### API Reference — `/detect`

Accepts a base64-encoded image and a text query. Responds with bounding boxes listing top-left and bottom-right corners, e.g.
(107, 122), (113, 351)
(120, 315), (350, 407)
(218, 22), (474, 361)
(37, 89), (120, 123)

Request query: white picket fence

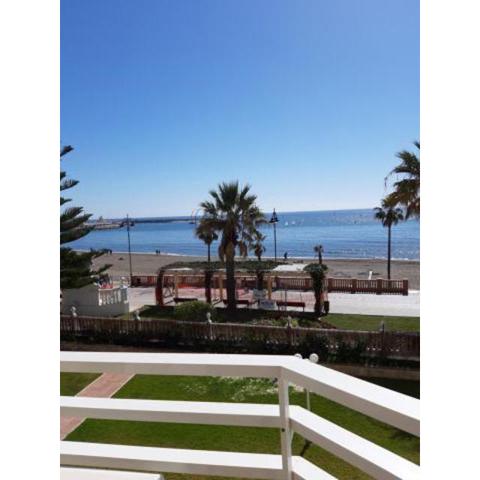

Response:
(60, 352), (420, 479)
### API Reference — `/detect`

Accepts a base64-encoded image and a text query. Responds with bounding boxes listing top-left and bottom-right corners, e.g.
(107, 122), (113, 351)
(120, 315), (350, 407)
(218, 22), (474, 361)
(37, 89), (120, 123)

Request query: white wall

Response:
(61, 284), (129, 317)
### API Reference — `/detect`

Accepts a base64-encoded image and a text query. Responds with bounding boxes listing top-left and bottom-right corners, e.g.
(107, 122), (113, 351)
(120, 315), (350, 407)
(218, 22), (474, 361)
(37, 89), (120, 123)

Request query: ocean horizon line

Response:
(96, 207), (407, 222)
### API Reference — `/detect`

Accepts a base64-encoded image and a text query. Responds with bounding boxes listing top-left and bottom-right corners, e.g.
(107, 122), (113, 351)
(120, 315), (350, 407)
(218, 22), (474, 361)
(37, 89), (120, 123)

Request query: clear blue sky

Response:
(61, 0), (419, 218)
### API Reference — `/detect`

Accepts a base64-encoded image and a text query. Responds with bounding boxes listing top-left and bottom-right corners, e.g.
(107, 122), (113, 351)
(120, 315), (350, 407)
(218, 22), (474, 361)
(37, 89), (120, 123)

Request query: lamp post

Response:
(269, 209), (279, 261)
(126, 214), (133, 285)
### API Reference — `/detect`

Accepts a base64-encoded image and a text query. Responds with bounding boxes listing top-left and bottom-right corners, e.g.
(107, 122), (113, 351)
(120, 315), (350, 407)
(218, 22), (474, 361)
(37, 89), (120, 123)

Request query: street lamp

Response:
(269, 209), (279, 261)
(126, 214), (133, 285)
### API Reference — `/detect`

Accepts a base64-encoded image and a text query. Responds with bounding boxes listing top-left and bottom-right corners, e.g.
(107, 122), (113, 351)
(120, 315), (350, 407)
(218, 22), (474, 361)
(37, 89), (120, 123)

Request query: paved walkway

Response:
(60, 372), (133, 440)
(128, 287), (420, 317)
(328, 291), (420, 317)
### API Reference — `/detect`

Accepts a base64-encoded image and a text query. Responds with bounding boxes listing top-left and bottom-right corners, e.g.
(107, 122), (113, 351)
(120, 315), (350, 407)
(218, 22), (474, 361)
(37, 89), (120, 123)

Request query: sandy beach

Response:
(92, 252), (420, 290)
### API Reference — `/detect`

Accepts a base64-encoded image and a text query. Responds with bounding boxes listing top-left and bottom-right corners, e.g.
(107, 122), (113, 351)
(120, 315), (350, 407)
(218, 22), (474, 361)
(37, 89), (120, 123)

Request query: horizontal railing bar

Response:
(60, 396), (418, 479)
(60, 396), (280, 428)
(60, 352), (419, 436)
(61, 467), (163, 480)
(60, 352), (282, 379)
(292, 457), (337, 480)
(61, 441), (334, 480)
(289, 406), (419, 480)
(283, 359), (420, 436)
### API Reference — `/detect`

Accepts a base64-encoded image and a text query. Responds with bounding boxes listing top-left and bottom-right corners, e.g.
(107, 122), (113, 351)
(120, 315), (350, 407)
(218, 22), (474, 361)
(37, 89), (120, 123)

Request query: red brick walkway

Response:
(60, 372), (133, 439)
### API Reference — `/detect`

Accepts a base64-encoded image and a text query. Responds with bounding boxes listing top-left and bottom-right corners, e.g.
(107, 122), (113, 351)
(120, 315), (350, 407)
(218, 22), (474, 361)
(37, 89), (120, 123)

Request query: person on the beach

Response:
(284, 252), (288, 260)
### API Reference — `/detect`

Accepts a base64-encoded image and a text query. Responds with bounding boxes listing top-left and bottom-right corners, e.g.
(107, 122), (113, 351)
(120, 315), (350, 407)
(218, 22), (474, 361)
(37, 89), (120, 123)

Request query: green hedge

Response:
(174, 301), (215, 322)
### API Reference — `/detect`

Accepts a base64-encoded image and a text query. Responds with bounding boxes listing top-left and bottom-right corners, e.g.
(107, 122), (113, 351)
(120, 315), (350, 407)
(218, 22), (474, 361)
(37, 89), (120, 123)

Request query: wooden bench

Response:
(276, 300), (306, 311)
(173, 297), (199, 303)
(223, 299), (253, 308)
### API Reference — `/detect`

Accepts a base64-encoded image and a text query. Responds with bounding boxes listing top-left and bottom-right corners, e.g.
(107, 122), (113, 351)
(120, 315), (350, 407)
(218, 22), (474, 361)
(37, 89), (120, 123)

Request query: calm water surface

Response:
(70, 209), (419, 260)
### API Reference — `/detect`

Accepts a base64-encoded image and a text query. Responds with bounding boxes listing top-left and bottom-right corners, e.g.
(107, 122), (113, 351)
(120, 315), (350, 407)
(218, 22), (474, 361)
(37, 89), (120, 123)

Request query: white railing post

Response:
(120, 285), (128, 302)
(278, 373), (293, 479)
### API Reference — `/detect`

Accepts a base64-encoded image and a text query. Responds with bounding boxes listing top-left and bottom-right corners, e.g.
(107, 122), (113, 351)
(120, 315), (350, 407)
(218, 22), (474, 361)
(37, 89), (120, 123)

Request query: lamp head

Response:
(269, 209), (279, 224)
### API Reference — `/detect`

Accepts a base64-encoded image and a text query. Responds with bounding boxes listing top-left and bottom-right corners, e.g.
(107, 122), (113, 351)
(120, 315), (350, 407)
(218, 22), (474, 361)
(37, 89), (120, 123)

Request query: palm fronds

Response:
(384, 142), (420, 219)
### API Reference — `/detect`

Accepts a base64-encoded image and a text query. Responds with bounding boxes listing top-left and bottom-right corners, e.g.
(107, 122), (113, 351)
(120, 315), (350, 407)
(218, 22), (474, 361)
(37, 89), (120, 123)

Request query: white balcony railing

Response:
(60, 352), (420, 480)
(98, 286), (128, 306)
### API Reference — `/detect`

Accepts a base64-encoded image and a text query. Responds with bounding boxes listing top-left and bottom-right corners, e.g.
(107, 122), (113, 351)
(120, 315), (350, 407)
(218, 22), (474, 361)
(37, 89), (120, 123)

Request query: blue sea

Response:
(70, 209), (419, 261)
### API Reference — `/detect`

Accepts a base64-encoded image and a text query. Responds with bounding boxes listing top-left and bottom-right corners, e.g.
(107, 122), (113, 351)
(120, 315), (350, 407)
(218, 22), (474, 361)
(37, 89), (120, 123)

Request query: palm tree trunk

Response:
(314, 288), (321, 315)
(204, 243), (212, 303)
(387, 225), (392, 280)
(225, 252), (236, 313)
(155, 270), (164, 306)
(205, 269), (212, 304)
(256, 270), (264, 290)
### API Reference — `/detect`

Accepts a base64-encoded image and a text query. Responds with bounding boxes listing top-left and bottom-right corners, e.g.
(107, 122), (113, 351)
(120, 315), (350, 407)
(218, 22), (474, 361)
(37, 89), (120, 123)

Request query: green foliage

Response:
(305, 263), (328, 315)
(198, 181), (266, 311)
(295, 334), (330, 360)
(384, 141), (420, 219)
(305, 263), (328, 289)
(162, 259), (283, 272)
(174, 301), (215, 322)
(195, 221), (218, 262)
(195, 223), (218, 246)
(334, 340), (367, 363)
(137, 306), (420, 332)
(199, 181), (266, 260)
(374, 201), (404, 228)
(373, 200), (404, 279)
(252, 231), (266, 261)
(60, 146), (110, 289)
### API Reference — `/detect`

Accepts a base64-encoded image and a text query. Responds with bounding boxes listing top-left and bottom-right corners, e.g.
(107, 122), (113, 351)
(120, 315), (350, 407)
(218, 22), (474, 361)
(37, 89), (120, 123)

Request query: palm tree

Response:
(198, 181), (265, 313)
(251, 232), (266, 290)
(384, 141), (420, 219)
(252, 232), (266, 261)
(195, 222), (218, 263)
(195, 222), (218, 304)
(374, 201), (405, 279)
(305, 263), (328, 316)
(313, 244), (324, 265)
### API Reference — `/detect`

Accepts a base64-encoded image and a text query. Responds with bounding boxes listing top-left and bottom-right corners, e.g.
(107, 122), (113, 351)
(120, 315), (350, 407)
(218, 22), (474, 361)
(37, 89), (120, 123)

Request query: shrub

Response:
(334, 340), (367, 363)
(296, 334), (329, 360)
(174, 301), (214, 322)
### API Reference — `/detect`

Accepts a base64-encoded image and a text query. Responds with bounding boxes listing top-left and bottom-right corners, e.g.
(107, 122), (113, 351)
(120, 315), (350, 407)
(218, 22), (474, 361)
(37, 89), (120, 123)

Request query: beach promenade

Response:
(89, 251), (420, 316)
(127, 286), (420, 317)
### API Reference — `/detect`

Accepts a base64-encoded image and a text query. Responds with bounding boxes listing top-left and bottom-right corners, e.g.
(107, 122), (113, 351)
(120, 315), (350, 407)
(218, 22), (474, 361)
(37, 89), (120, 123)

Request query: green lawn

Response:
(60, 372), (100, 396)
(326, 313), (419, 332)
(65, 374), (420, 480)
